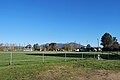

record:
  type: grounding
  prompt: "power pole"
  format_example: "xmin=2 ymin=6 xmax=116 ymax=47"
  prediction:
xmin=97 ymin=38 xmax=99 ymax=48
xmin=97 ymin=38 xmax=99 ymax=52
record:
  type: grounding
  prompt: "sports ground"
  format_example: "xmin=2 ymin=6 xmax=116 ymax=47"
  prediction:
xmin=0 ymin=51 xmax=120 ymax=80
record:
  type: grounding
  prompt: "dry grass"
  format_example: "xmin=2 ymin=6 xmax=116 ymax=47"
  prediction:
xmin=0 ymin=53 xmax=120 ymax=80
xmin=34 ymin=64 xmax=120 ymax=80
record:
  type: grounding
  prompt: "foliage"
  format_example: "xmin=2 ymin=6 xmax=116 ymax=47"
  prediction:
xmin=101 ymin=32 xmax=113 ymax=48
xmin=63 ymin=43 xmax=72 ymax=51
xmin=0 ymin=43 xmax=4 ymax=51
xmin=86 ymin=44 xmax=91 ymax=51
xmin=111 ymin=42 xmax=119 ymax=51
xmin=48 ymin=43 xmax=57 ymax=51
xmin=113 ymin=37 xmax=117 ymax=42
xmin=101 ymin=33 xmax=120 ymax=51
xmin=33 ymin=43 xmax=40 ymax=51
xmin=42 ymin=44 xmax=49 ymax=51
xmin=86 ymin=44 xmax=91 ymax=48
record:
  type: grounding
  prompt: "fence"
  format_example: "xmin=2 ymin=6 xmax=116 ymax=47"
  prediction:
xmin=0 ymin=52 xmax=120 ymax=66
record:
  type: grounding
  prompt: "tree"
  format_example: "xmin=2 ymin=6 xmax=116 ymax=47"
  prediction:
xmin=48 ymin=43 xmax=57 ymax=51
xmin=86 ymin=44 xmax=91 ymax=48
xmin=63 ymin=43 xmax=71 ymax=51
xmin=33 ymin=43 xmax=40 ymax=51
xmin=101 ymin=33 xmax=113 ymax=48
xmin=42 ymin=44 xmax=48 ymax=51
xmin=113 ymin=37 xmax=117 ymax=42
xmin=77 ymin=44 xmax=81 ymax=49
xmin=111 ymin=41 xmax=119 ymax=51
xmin=0 ymin=43 xmax=4 ymax=51
xmin=111 ymin=37 xmax=119 ymax=51
xmin=86 ymin=44 xmax=91 ymax=51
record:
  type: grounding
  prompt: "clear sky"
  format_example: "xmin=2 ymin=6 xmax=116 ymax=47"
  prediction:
xmin=0 ymin=0 xmax=120 ymax=46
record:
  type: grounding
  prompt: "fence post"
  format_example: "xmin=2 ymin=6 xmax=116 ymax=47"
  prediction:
xmin=82 ymin=53 xmax=83 ymax=59
xmin=108 ymin=52 xmax=109 ymax=59
xmin=65 ymin=52 xmax=66 ymax=62
xmin=9 ymin=52 xmax=12 ymax=65
xmin=94 ymin=53 xmax=95 ymax=59
xmin=42 ymin=52 xmax=44 ymax=63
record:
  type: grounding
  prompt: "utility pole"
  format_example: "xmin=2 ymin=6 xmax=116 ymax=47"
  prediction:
xmin=87 ymin=40 xmax=88 ymax=45
xmin=82 ymin=53 xmax=83 ymax=59
xmin=24 ymin=43 xmax=25 ymax=51
xmin=97 ymin=38 xmax=99 ymax=48
xmin=19 ymin=43 xmax=20 ymax=51
xmin=97 ymin=38 xmax=100 ymax=60
xmin=97 ymin=38 xmax=100 ymax=52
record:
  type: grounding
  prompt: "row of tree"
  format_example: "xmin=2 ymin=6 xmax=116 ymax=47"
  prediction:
xmin=33 ymin=43 xmax=81 ymax=51
xmin=0 ymin=32 xmax=119 ymax=52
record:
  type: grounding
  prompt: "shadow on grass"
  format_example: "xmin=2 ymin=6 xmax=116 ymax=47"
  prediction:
xmin=26 ymin=53 xmax=120 ymax=60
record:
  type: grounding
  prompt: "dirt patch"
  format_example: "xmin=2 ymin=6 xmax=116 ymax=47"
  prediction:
xmin=81 ymin=70 xmax=120 ymax=80
xmin=35 ymin=64 xmax=120 ymax=80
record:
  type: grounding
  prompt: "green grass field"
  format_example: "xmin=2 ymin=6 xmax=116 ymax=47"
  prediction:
xmin=0 ymin=52 xmax=120 ymax=80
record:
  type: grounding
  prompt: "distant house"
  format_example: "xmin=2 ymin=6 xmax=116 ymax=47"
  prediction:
xmin=24 ymin=44 xmax=33 ymax=51
xmin=92 ymin=47 xmax=102 ymax=52
xmin=80 ymin=46 xmax=87 ymax=52
xmin=98 ymin=47 xmax=102 ymax=52
xmin=24 ymin=48 xmax=32 ymax=51
xmin=75 ymin=48 xmax=80 ymax=52
xmin=93 ymin=48 xmax=97 ymax=52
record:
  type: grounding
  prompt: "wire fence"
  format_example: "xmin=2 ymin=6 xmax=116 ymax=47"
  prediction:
xmin=0 ymin=52 xmax=120 ymax=66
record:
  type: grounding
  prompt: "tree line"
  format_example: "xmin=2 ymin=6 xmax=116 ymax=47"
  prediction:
xmin=24 ymin=32 xmax=120 ymax=52
xmin=0 ymin=32 xmax=119 ymax=52
xmin=33 ymin=43 xmax=81 ymax=51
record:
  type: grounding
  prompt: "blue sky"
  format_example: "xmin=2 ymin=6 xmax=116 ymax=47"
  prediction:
xmin=0 ymin=0 xmax=120 ymax=46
